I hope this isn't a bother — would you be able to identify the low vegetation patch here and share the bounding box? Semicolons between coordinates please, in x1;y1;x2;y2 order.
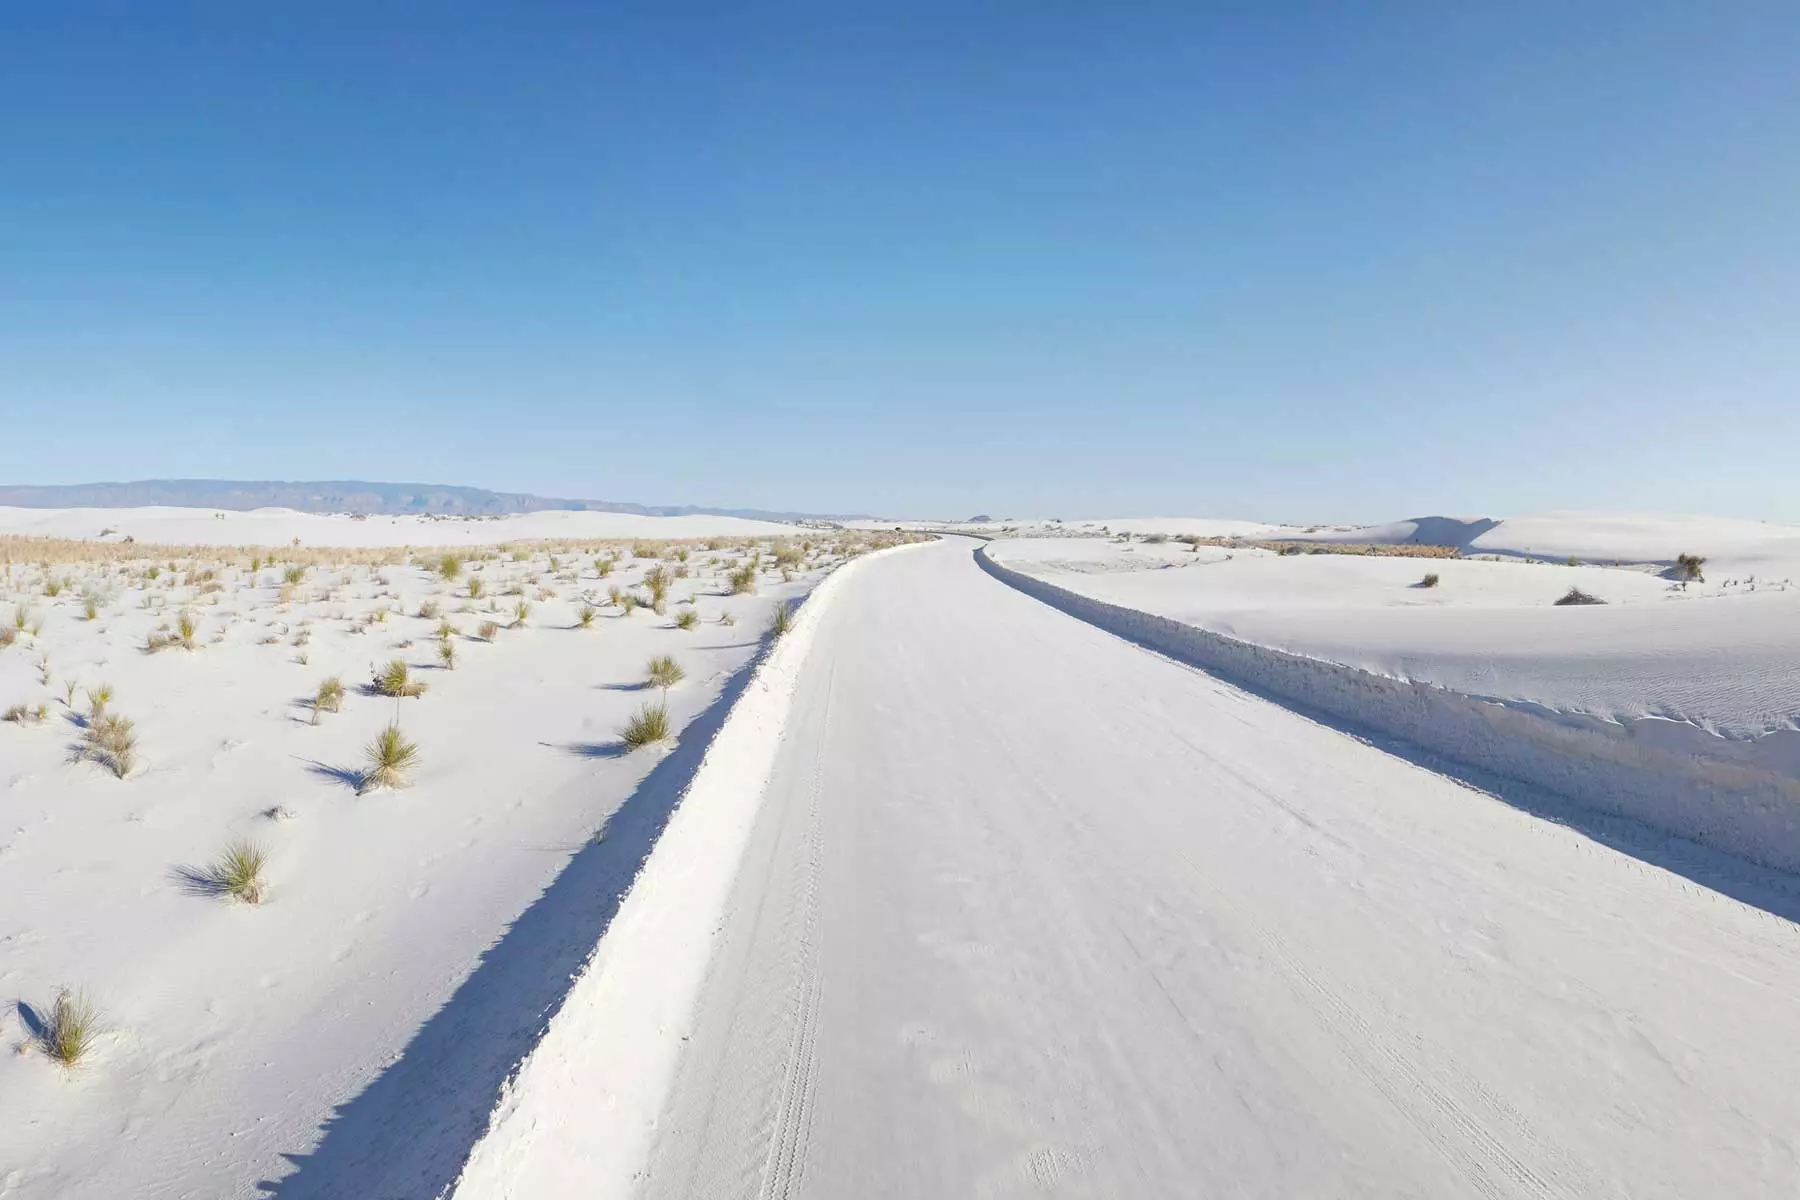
646;654;685;690
374;659;427;698
1418;572;1440;589
194;839;269;904
619;702;671;749
361;722;420;792
40;988;100;1066
1554;587;1607;606
769;601;796;638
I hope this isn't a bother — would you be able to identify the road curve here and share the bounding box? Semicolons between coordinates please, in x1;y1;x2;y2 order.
641;536;1800;1199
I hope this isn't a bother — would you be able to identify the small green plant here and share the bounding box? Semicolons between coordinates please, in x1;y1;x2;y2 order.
595;557;614;578
203;839;269;904
439;553;463;580
439;639;456;669
82;596;99;621
674;608;699;631
513;600;530;626
768;601;795;638
284;566;306;585
1675;553;1706;583
147;565;162;581
645;654;684;691
645;566;671;605
248;557;260;573
87;682;114;718
728;565;757;594
313;675;345;720
41;988;100;1066
45;578;64;598
361;722;420;792
619;702;671;750
177;610;199;649
468;578;484;600
577;604;596;628
374;659;427;698
1419;573;1440;589
619;593;639;616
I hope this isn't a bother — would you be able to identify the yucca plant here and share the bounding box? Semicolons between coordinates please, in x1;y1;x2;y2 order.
284;566;305;585
513;600;530;626
674;608;699;631
439;639;456;669
769;601;795;638
645;566;671;605
645;654;685;691
87;683;114;719
205;839;269;904
619;702;671;750
468;578;483;600
619;593;639;616
360;722;420;792
42;988;100;1066
374;659;427;698
728;565;757;595
82;596;99;621
595;557;614;578
177;610;199;648
606;585;623;607
439;553;463;580
436;618;456;642
577;604;596;628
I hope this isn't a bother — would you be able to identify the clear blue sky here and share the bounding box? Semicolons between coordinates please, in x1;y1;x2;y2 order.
3;3;1796;521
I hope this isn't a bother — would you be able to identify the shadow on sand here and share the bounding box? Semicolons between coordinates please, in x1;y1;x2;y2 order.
258;637;770;1198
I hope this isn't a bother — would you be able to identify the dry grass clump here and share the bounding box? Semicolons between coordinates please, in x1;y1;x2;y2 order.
728;564;757;594
361;722;420;792
619;702;671;750
4;702;48;725
86;713;137;778
283;565;306;585
594;557;614;578
439;639;457;669
468;577;484;600
645;654;684;690
512;600;530;626
40;988;101;1066
674;608;699;631
619;593;639;616
1554;587;1606;606
1674;553;1706;583
438;553;463;580
419;599;442;619
374;659;427;698
1419;572;1441;589
768;601;796;638
644;566;671;606
477;620;500;640
577;603;596;628
313;675;345;720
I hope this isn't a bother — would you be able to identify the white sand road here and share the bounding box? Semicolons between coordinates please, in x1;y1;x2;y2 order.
629;536;1800;1198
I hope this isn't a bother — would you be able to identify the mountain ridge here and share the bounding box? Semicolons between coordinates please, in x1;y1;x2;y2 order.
0;479;864;523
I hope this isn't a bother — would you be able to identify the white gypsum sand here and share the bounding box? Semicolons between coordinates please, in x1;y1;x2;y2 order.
0;516;912;1198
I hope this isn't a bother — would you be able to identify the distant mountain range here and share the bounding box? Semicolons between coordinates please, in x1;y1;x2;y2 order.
0;479;864;523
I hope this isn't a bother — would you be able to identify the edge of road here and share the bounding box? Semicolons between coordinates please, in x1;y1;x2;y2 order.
974;541;1800;876
446;537;933;1200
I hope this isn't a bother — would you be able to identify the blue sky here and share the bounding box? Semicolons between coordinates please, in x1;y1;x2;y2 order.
2;3;1796;521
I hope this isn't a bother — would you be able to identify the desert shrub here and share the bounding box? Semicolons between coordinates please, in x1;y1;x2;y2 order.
147;565;162;580
374;659;427;698
478;620;500;640
1554;587;1606;606
361;722;420;792
674;608;699;631
4;702;43;725
439;554;463;579
1675;553;1706;582
646;654;685;690
468;578;483;600
1419;573;1440;588
1143;533;1169;544
436;618;456;641
644;566;671;604
82;596;99;621
87;683;114;718
769;601;795;638
595;557;614;578
513;600;530;626
283;566;305;585
177;610;199;648
1278;544;1303;556
619;702;671;749
248;558;259;573
577;604;596;628
45;578;64;598
419;599;442;620
203;839;268;904
87;713;136;778
439;639;456;669
728;565;757;594
41;988;100;1065
606;585;623;607
619;593;639;616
